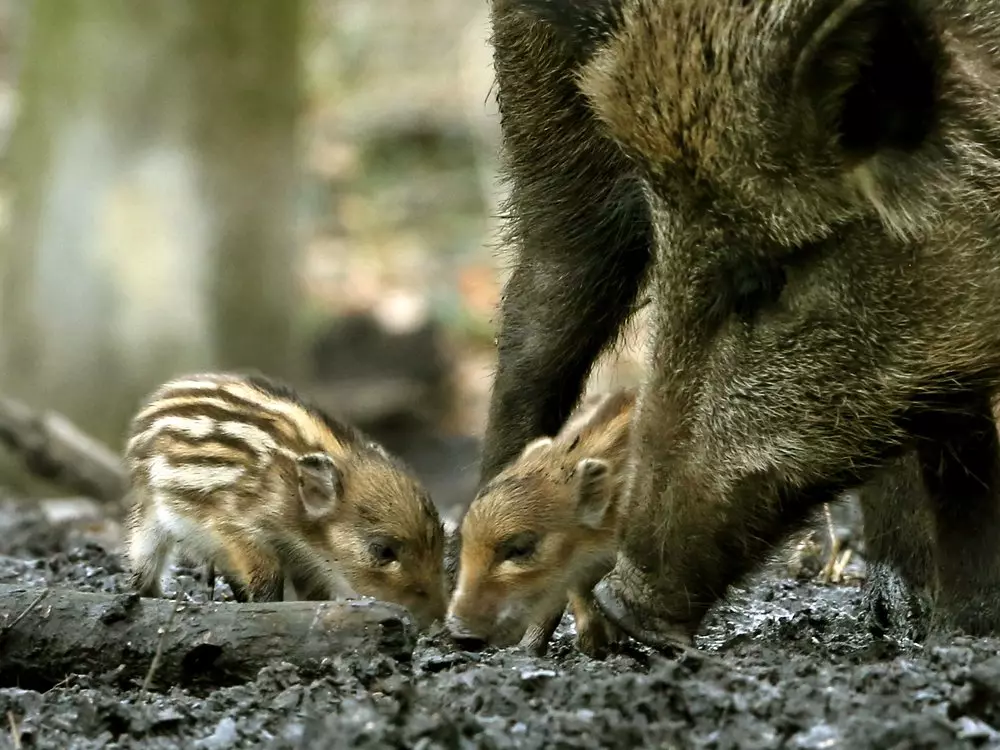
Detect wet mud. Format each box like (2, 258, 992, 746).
(1, 495, 999, 750)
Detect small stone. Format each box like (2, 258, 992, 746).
(788, 723, 840, 749)
(194, 717, 239, 749)
(955, 716, 1000, 742)
(519, 668, 556, 681)
(274, 686, 302, 711)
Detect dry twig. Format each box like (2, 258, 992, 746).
(819, 503, 842, 583)
(1, 587, 49, 635)
(7, 711, 21, 750)
(142, 594, 183, 692)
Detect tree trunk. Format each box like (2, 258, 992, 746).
(0, 1, 304, 474)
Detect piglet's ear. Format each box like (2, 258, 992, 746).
(296, 452, 343, 519)
(574, 458, 613, 529)
(367, 441, 393, 462)
(516, 0, 623, 58)
(556, 387, 635, 458)
(519, 437, 554, 460)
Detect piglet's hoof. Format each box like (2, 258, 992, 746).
(593, 567, 696, 654)
(575, 610, 625, 660)
(518, 625, 551, 656)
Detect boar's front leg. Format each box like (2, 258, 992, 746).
(480, 5, 651, 483)
(484, 245, 649, 483)
(856, 451, 936, 639)
(858, 393, 1000, 639)
(907, 391, 1000, 635)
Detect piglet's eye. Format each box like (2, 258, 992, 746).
(369, 539, 398, 565)
(497, 531, 539, 563)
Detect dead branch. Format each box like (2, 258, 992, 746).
(0, 396, 126, 507)
(0, 584, 416, 691)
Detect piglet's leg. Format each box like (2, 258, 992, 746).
(518, 608, 565, 656)
(220, 539, 284, 603)
(125, 512, 172, 599)
(227, 579, 250, 604)
(247, 568, 285, 603)
(569, 588, 624, 659)
(287, 568, 333, 602)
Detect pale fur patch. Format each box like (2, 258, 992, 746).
(147, 453, 245, 494)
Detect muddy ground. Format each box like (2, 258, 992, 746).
(1, 495, 1000, 750)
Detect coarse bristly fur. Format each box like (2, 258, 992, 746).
(448, 388, 635, 657)
(482, 0, 1000, 650)
(123, 371, 447, 628)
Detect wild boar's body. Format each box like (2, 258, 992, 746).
(482, 0, 1000, 648)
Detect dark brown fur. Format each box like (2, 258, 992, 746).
(483, 0, 1000, 648)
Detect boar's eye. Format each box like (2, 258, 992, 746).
(368, 537, 399, 565)
(497, 531, 540, 563)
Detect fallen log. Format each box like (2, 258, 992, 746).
(0, 396, 127, 508)
(0, 584, 416, 691)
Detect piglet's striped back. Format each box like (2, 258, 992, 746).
(123, 372, 373, 497)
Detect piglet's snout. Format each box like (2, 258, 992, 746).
(446, 614, 488, 652)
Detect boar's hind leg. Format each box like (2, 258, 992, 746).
(909, 391, 1000, 636)
(484, 251, 648, 483)
(479, 4, 651, 482)
(857, 451, 936, 639)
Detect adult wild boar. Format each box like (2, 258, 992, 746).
(480, 0, 1000, 648)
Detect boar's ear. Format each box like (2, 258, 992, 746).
(793, 0, 946, 159)
(296, 452, 344, 519)
(519, 436, 554, 460)
(573, 458, 614, 529)
(516, 0, 623, 58)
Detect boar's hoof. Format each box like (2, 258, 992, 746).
(861, 560, 931, 641)
(593, 567, 695, 654)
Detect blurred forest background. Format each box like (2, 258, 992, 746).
(0, 0, 648, 519)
